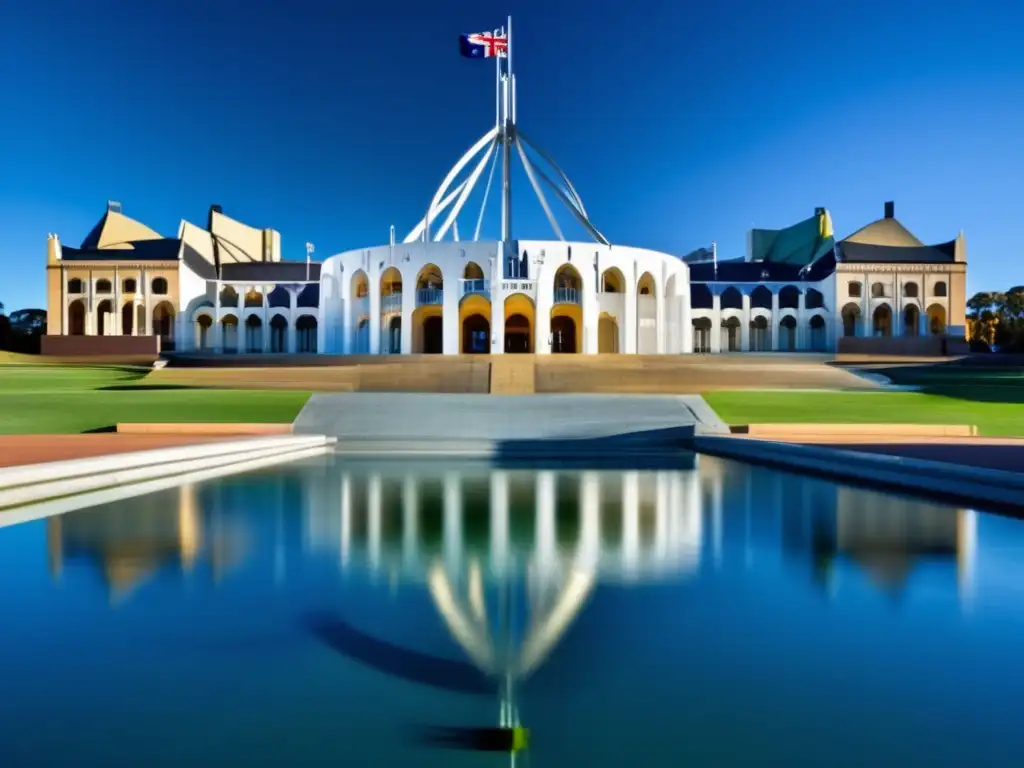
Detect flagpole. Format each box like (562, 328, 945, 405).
(500, 15, 513, 245)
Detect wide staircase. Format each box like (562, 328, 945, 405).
(489, 356, 536, 394)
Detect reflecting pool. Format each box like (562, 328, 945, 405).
(1, 453, 1023, 766)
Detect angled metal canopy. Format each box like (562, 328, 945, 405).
(403, 17, 609, 246)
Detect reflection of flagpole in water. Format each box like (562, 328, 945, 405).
(958, 509, 977, 610)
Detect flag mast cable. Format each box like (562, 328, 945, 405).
(404, 19, 608, 246)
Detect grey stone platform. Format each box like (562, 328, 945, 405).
(292, 393, 727, 457)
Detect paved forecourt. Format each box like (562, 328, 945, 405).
(293, 393, 726, 453)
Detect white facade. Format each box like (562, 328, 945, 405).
(318, 239, 692, 355)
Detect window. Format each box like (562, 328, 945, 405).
(67, 278, 83, 294)
(848, 281, 862, 298)
(123, 278, 137, 293)
(871, 282, 886, 298)
(903, 282, 918, 298)
(933, 281, 947, 297)
(95, 279, 112, 294)
(152, 277, 169, 295)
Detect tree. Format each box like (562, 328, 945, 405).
(8, 309, 46, 334)
(0, 307, 46, 354)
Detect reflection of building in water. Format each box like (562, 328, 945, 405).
(771, 471, 976, 597)
(46, 483, 247, 603)
(304, 468, 704, 586)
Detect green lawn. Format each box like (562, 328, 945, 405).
(0, 365, 311, 434)
(703, 390, 1024, 438)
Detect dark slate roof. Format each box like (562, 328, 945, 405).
(219, 261, 322, 282)
(688, 250, 836, 283)
(836, 241, 955, 264)
(181, 244, 217, 279)
(61, 238, 183, 261)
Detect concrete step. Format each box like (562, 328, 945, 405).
(490, 356, 535, 394)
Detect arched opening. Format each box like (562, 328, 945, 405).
(809, 315, 826, 351)
(244, 289, 263, 308)
(551, 314, 577, 354)
(750, 285, 772, 310)
(220, 285, 238, 307)
(270, 315, 288, 353)
(779, 315, 797, 351)
(95, 279, 112, 295)
(805, 289, 825, 310)
(636, 271, 657, 354)
(504, 293, 534, 354)
(692, 317, 712, 353)
(153, 302, 175, 347)
(380, 267, 403, 314)
(778, 285, 800, 310)
(245, 315, 263, 353)
(720, 287, 742, 310)
(67, 278, 83, 295)
(848, 281, 863, 298)
(221, 315, 239, 352)
(460, 293, 491, 354)
(352, 270, 369, 299)
(416, 264, 444, 306)
(355, 318, 370, 354)
(721, 316, 741, 352)
(841, 303, 860, 337)
(122, 278, 137, 294)
(152, 277, 169, 296)
(903, 305, 920, 337)
(417, 315, 442, 354)
(600, 268, 625, 293)
(387, 315, 402, 354)
(598, 313, 619, 353)
(749, 315, 770, 351)
(96, 299, 113, 336)
(195, 315, 212, 350)
(927, 304, 947, 335)
(462, 314, 490, 353)
(121, 303, 134, 335)
(296, 315, 318, 353)
(463, 262, 484, 280)
(871, 282, 886, 299)
(872, 304, 892, 337)
(933, 281, 948, 298)
(903, 282, 919, 298)
(553, 264, 583, 305)
(68, 299, 86, 336)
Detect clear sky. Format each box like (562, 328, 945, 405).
(2, 0, 1022, 311)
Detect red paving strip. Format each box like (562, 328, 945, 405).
(0, 435, 243, 469)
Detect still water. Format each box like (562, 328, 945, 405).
(1, 453, 1023, 766)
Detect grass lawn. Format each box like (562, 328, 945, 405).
(0, 365, 311, 434)
(703, 390, 1024, 438)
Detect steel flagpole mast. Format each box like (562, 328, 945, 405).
(500, 15, 513, 246)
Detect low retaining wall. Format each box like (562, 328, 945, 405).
(116, 422, 294, 435)
(42, 335, 161, 358)
(0, 435, 335, 510)
(695, 434, 1024, 510)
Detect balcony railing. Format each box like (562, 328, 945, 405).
(381, 293, 402, 313)
(460, 279, 489, 300)
(553, 287, 581, 305)
(417, 287, 443, 306)
(501, 280, 535, 294)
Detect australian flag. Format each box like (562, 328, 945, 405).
(459, 30, 508, 59)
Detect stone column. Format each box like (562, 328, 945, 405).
(86, 270, 94, 335)
(535, 262, 552, 355)
(60, 267, 68, 335)
(442, 278, 459, 355)
(369, 279, 381, 355)
(860, 271, 870, 336)
(113, 266, 122, 335)
(143, 270, 153, 335)
(624, 264, 638, 354)
(710, 293, 721, 354)
(740, 292, 751, 351)
(797, 291, 806, 349)
(237, 286, 248, 355)
(654, 288, 666, 354)
(770, 291, 780, 351)
(286, 288, 299, 354)
(582, 284, 599, 354)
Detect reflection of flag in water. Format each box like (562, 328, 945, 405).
(459, 30, 508, 58)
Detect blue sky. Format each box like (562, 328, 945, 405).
(1, 0, 1022, 310)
